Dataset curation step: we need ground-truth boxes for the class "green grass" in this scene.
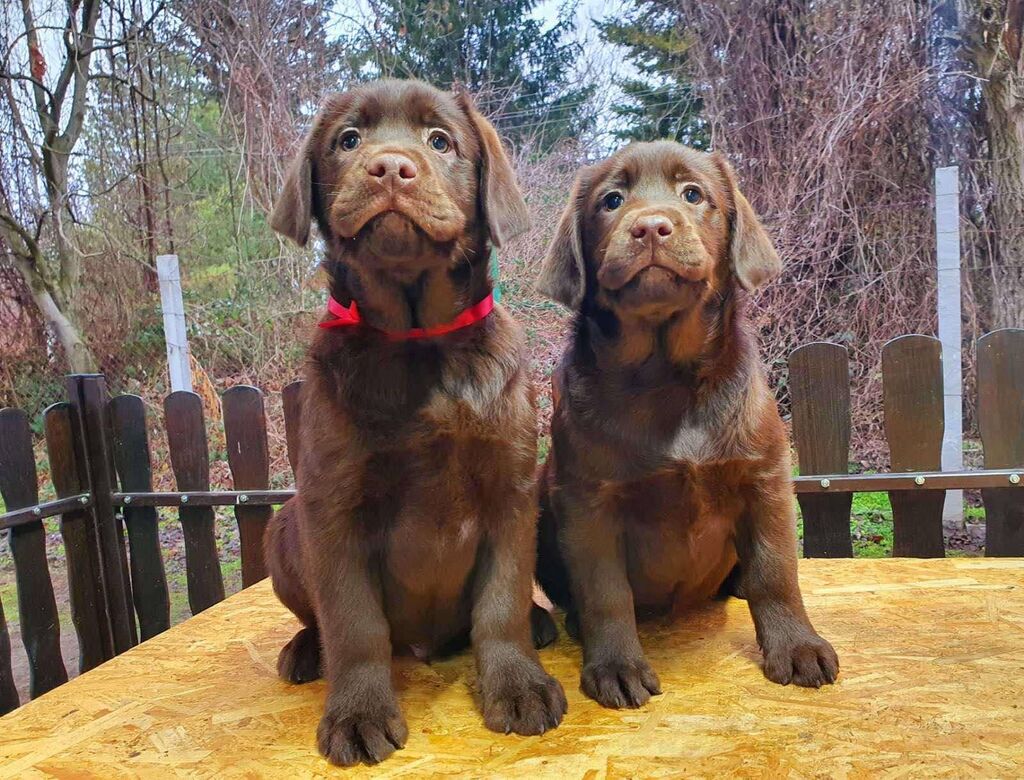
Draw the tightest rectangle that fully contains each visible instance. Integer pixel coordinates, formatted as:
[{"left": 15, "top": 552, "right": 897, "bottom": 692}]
[
  {"left": 849, "top": 492, "right": 894, "bottom": 558},
  {"left": 795, "top": 490, "right": 895, "bottom": 557}
]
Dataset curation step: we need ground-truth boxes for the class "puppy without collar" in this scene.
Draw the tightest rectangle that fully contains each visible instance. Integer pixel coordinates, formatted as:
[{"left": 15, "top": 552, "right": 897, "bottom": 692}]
[{"left": 536, "top": 141, "right": 838, "bottom": 709}]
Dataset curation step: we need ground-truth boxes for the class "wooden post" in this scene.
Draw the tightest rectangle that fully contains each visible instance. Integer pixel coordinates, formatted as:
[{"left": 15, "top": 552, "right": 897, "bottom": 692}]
[
  {"left": 157, "top": 255, "right": 192, "bottom": 393},
  {"left": 282, "top": 380, "right": 303, "bottom": 483},
  {"left": 0, "top": 408, "right": 67, "bottom": 699},
  {"left": 935, "top": 166, "right": 963, "bottom": 527},
  {"left": 109, "top": 395, "right": 171, "bottom": 639},
  {"left": 789, "top": 342, "right": 854, "bottom": 558},
  {"left": 978, "top": 329, "right": 1024, "bottom": 556},
  {"left": 44, "top": 403, "right": 108, "bottom": 673},
  {"left": 164, "top": 391, "right": 226, "bottom": 613},
  {"left": 222, "top": 386, "right": 271, "bottom": 586},
  {"left": 882, "top": 335, "right": 946, "bottom": 557},
  {"left": 66, "top": 375, "right": 137, "bottom": 655}
]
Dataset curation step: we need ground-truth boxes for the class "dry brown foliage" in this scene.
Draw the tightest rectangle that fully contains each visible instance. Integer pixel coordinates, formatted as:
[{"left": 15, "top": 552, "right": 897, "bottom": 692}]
[{"left": 664, "top": 0, "right": 941, "bottom": 464}]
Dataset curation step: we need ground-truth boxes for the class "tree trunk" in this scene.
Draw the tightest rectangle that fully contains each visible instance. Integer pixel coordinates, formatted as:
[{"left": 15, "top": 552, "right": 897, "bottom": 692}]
[
  {"left": 986, "top": 70, "right": 1024, "bottom": 328},
  {"left": 960, "top": 0, "right": 1024, "bottom": 328},
  {"left": 10, "top": 255, "right": 97, "bottom": 373}
]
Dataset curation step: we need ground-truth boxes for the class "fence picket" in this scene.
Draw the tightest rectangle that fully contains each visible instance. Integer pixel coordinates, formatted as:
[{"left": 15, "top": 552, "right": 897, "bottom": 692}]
[
  {"left": 222, "top": 386, "right": 271, "bottom": 586},
  {"left": 110, "top": 395, "right": 171, "bottom": 639},
  {"left": 882, "top": 335, "right": 946, "bottom": 557},
  {"left": 67, "top": 375, "right": 138, "bottom": 653},
  {"left": 164, "top": 392, "right": 226, "bottom": 613},
  {"left": 789, "top": 342, "right": 854, "bottom": 557},
  {"left": 282, "top": 380, "right": 303, "bottom": 482},
  {"left": 44, "top": 403, "right": 108, "bottom": 672},
  {"left": 0, "top": 600, "right": 16, "bottom": 714},
  {"left": 0, "top": 408, "right": 68, "bottom": 698},
  {"left": 978, "top": 329, "right": 1024, "bottom": 556}
]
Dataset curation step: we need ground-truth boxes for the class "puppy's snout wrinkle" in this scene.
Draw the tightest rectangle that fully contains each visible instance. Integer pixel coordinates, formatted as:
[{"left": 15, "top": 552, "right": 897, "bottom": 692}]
[
  {"left": 365, "top": 153, "right": 418, "bottom": 187},
  {"left": 630, "top": 215, "right": 674, "bottom": 243}
]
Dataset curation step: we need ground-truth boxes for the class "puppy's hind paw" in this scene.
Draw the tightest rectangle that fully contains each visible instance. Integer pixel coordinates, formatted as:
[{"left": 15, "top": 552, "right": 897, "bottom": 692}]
[
  {"left": 530, "top": 604, "right": 558, "bottom": 649},
  {"left": 762, "top": 631, "right": 839, "bottom": 688},
  {"left": 277, "top": 626, "right": 321, "bottom": 684}
]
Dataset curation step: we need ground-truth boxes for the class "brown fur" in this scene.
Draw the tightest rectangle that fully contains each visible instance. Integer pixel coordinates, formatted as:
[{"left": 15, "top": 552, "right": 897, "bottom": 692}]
[
  {"left": 265, "top": 80, "right": 565, "bottom": 766},
  {"left": 535, "top": 141, "right": 838, "bottom": 709}
]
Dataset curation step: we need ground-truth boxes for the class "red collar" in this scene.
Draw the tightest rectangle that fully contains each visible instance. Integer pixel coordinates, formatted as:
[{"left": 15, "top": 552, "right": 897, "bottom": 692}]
[{"left": 318, "top": 291, "right": 495, "bottom": 340}]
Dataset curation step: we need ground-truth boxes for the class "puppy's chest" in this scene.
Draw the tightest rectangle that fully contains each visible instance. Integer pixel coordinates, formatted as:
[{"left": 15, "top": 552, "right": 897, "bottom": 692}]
[
  {"left": 603, "top": 465, "right": 746, "bottom": 608},
  {"left": 374, "top": 424, "right": 527, "bottom": 587},
  {"left": 602, "top": 462, "right": 747, "bottom": 527}
]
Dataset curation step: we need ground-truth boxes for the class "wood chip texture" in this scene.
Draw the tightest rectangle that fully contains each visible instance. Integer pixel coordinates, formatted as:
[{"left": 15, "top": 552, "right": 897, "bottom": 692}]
[{"left": 1, "top": 558, "right": 1022, "bottom": 778}]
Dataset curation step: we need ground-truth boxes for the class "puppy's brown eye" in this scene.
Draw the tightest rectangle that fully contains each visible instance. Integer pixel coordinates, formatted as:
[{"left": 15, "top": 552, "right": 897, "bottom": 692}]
[
  {"left": 603, "top": 192, "right": 624, "bottom": 210},
  {"left": 428, "top": 130, "right": 452, "bottom": 153},
  {"left": 337, "top": 129, "right": 360, "bottom": 152},
  {"left": 683, "top": 186, "right": 703, "bottom": 205}
]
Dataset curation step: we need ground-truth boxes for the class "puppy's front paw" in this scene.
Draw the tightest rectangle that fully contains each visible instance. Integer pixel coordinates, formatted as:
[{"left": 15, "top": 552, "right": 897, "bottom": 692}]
[
  {"left": 481, "top": 660, "right": 567, "bottom": 736},
  {"left": 581, "top": 656, "right": 661, "bottom": 709},
  {"left": 317, "top": 697, "right": 408, "bottom": 766},
  {"left": 762, "top": 631, "right": 839, "bottom": 688}
]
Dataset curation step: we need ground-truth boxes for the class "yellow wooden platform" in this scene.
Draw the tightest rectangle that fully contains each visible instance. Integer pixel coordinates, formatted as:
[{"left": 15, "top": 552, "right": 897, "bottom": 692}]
[{"left": 1, "top": 558, "right": 1022, "bottom": 778}]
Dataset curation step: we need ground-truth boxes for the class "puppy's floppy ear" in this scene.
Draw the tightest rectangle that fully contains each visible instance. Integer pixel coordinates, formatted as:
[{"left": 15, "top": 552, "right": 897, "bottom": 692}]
[
  {"left": 271, "top": 136, "right": 314, "bottom": 247},
  {"left": 272, "top": 92, "right": 357, "bottom": 246},
  {"left": 712, "top": 152, "right": 781, "bottom": 291},
  {"left": 458, "top": 93, "right": 529, "bottom": 247},
  {"left": 536, "top": 168, "right": 590, "bottom": 310}
]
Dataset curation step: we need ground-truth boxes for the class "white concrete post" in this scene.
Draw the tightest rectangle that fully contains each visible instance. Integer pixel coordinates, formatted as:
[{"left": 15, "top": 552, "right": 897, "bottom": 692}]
[
  {"left": 935, "top": 167, "right": 962, "bottom": 525},
  {"left": 157, "top": 254, "right": 193, "bottom": 393}
]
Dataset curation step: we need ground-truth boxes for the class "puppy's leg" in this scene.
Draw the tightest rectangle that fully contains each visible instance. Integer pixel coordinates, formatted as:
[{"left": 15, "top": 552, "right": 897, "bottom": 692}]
[
  {"left": 473, "top": 490, "right": 567, "bottom": 736},
  {"left": 265, "top": 500, "right": 321, "bottom": 683},
  {"left": 558, "top": 489, "right": 660, "bottom": 709},
  {"left": 536, "top": 468, "right": 575, "bottom": 612},
  {"left": 304, "top": 513, "right": 407, "bottom": 766},
  {"left": 736, "top": 476, "right": 839, "bottom": 688}
]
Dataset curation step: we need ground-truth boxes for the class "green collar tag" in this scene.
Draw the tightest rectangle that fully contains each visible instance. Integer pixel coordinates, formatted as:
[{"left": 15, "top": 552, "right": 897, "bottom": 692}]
[{"left": 489, "top": 246, "right": 502, "bottom": 304}]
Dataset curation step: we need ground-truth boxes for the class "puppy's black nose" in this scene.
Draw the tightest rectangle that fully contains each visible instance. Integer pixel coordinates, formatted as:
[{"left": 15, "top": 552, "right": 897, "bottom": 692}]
[
  {"left": 365, "top": 153, "right": 418, "bottom": 185},
  {"left": 630, "top": 215, "right": 674, "bottom": 242}
]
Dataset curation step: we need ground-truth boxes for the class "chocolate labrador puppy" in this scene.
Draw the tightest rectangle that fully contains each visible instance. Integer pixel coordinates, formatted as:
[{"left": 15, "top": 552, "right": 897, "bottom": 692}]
[
  {"left": 535, "top": 141, "right": 838, "bottom": 709},
  {"left": 265, "top": 80, "right": 565, "bottom": 766}
]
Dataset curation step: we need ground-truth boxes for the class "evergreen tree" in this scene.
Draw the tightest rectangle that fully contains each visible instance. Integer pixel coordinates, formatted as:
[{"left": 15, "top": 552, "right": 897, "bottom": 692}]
[
  {"left": 353, "top": 0, "right": 593, "bottom": 151},
  {"left": 598, "top": 2, "right": 707, "bottom": 146}
]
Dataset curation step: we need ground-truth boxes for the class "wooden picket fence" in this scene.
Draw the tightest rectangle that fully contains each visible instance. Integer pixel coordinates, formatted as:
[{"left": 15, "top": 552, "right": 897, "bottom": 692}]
[
  {"left": 0, "top": 375, "right": 304, "bottom": 715},
  {"left": 0, "top": 328, "right": 1021, "bottom": 714},
  {"left": 789, "top": 329, "right": 1023, "bottom": 558}
]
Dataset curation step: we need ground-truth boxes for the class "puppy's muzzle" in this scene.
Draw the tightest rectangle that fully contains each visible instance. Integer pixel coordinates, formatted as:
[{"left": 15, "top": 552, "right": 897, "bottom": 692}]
[
  {"left": 601, "top": 211, "right": 707, "bottom": 290},
  {"left": 365, "top": 153, "right": 419, "bottom": 193}
]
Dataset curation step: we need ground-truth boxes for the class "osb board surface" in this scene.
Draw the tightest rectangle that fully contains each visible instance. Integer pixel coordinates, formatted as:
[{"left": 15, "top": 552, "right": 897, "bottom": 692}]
[{"left": 2, "top": 559, "right": 1023, "bottom": 779}]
